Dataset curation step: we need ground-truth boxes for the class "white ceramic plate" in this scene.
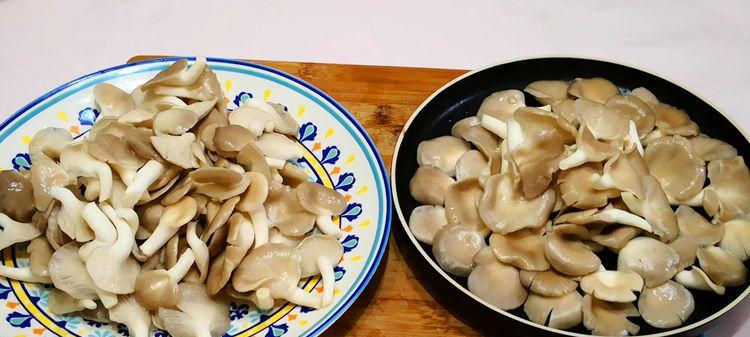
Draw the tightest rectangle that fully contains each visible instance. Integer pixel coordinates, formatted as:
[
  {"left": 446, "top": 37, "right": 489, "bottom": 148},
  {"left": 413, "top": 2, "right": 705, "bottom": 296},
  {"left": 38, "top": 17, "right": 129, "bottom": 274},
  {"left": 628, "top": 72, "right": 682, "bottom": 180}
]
[{"left": 0, "top": 57, "right": 391, "bottom": 337}]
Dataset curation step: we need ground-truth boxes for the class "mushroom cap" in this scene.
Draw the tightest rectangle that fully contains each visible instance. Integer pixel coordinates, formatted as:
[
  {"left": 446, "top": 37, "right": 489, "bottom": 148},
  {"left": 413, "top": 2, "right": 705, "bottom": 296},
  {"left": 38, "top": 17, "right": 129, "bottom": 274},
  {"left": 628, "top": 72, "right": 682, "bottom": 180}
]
[
  {"left": 296, "top": 181, "right": 347, "bottom": 215},
  {"left": 296, "top": 235, "right": 343, "bottom": 277},
  {"left": 544, "top": 224, "right": 601, "bottom": 276},
  {"left": 432, "top": 225, "right": 486, "bottom": 277},
  {"left": 653, "top": 103, "right": 699, "bottom": 136},
  {"left": 697, "top": 246, "right": 748, "bottom": 287},
  {"left": 278, "top": 162, "right": 309, "bottom": 187},
  {"left": 458, "top": 125, "right": 500, "bottom": 159},
  {"left": 558, "top": 126, "right": 618, "bottom": 171},
  {"left": 524, "top": 291, "right": 583, "bottom": 330},
  {"left": 719, "top": 215, "right": 750, "bottom": 261},
  {"left": 675, "top": 205, "right": 724, "bottom": 245},
  {"left": 476, "top": 90, "right": 525, "bottom": 121},
  {"left": 467, "top": 252, "right": 527, "bottom": 310},
  {"left": 29, "top": 127, "right": 73, "bottom": 160},
  {"left": 232, "top": 243, "right": 302, "bottom": 293},
  {"left": 674, "top": 266, "right": 726, "bottom": 295},
  {"left": 151, "top": 133, "right": 199, "bottom": 169},
  {"left": 489, "top": 229, "right": 549, "bottom": 271},
  {"left": 553, "top": 207, "right": 653, "bottom": 234},
  {"left": 455, "top": 150, "right": 487, "bottom": 181},
  {"left": 582, "top": 294, "right": 641, "bottom": 336},
  {"left": 266, "top": 183, "right": 316, "bottom": 236},
  {"left": 645, "top": 135, "right": 706, "bottom": 202},
  {"left": 605, "top": 95, "right": 655, "bottom": 137},
  {"left": 158, "top": 282, "right": 230, "bottom": 337},
  {"left": 134, "top": 269, "right": 179, "bottom": 310},
  {"left": 416, "top": 136, "right": 470, "bottom": 176},
  {"left": 524, "top": 80, "right": 570, "bottom": 106},
  {"left": 519, "top": 270, "right": 578, "bottom": 297},
  {"left": 630, "top": 87, "right": 659, "bottom": 109},
  {"left": 618, "top": 236, "right": 680, "bottom": 287},
  {"left": 479, "top": 174, "right": 555, "bottom": 234},
  {"left": 153, "top": 108, "right": 200, "bottom": 135},
  {"left": 689, "top": 134, "right": 738, "bottom": 162},
  {"left": 703, "top": 156, "right": 750, "bottom": 222},
  {"left": 558, "top": 163, "right": 619, "bottom": 209},
  {"left": 580, "top": 270, "right": 644, "bottom": 302},
  {"left": 236, "top": 172, "right": 269, "bottom": 213},
  {"left": 450, "top": 117, "right": 481, "bottom": 138},
  {"left": 571, "top": 98, "right": 629, "bottom": 141},
  {"left": 30, "top": 155, "right": 75, "bottom": 211},
  {"left": 621, "top": 174, "right": 679, "bottom": 243},
  {"left": 444, "top": 177, "right": 485, "bottom": 231},
  {"left": 48, "top": 242, "right": 98, "bottom": 300},
  {"left": 27, "top": 237, "right": 53, "bottom": 278},
  {"left": 94, "top": 83, "right": 135, "bottom": 118},
  {"left": 589, "top": 224, "right": 641, "bottom": 252},
  {"left": 669, "top": 236, "right": 700, "bottom": 271},
  {"left": 409, "top": 166, "right": 455, "bottom": 206},
  {"left": 255, "top": 132, "right": 303, "bottom": 161},
  {"left": 568, "top": 78, "right": 619, "bottom": 104},
  {"left": 408, "top": 205, "right": 448, "bottom": 245},
  {"left": 196, "top": 108, "right": 229, "bottom": 152},
  {"left": 552, "top": 99, "right": 577, "bottom": 126},
  {"left": 638, "top": 281, "right": 695, "bottom": 329},
  {"left": 236, "top": 142, "right": 272, "bottom": 178},
  {"left": 0, "top": 170, "right": 36, "bottom": 222},
  {"left": 86, "top": 133, "right": 147, "bottom": 170}
]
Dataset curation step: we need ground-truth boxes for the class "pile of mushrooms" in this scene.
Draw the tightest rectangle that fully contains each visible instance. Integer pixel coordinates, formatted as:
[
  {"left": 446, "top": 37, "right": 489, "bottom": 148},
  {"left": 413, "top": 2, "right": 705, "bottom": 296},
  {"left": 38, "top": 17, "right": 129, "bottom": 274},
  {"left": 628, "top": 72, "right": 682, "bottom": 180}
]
[
  {"left": 408, "top": 77, "right": 750, "bottom": 335},
  {"left": 0, "top": 57, "right": 347, "bottom": 337}
]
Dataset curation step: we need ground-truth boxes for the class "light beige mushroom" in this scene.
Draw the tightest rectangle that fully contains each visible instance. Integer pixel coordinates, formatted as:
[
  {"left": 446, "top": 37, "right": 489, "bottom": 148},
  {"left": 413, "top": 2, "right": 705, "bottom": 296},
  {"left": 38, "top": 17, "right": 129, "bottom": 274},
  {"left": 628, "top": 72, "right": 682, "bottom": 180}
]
[
  {"left": 416, "top": 136, "right": 471, "bottom": 176},
  {"left": 519, "top": 269, "right": 578, "bottom": 297},
  {"left": 524, "top": 291, "right": 583, "bottom": 330},
  {"left": 109, "top": 295, "right": 152, "bottom": 337},
  {"left": 630, "top": 87, "right": 659, "bottom": 109},
  {"left": 153, "top": 64, "right": 224, "bottom": 102},
  {"left": 85, "top": 204, "right": 140, "bottom": 294},
  {"left": 524, "top": 80, "right": 570, "bottom": 106},
  {"left": 455, "top": 150, "right": 487, "bottom": 181},
  {"left": 590, "top": 148, "right": 648, "bottom": 198},
  {"left": 59, "top": 145, "right": 114, "bottom": 202},
  {"left": 86, "top": 133, "right": 147, "bottom": 186},
  {"left": 638, "top": 281, "right": 695, "bottom": 329},
  {"left": 151, "top": 133, "right": 199, "bottom": 169},
  {"left": 669, "top": 236, "right": 700, "bottom": 271},
  {"left": 408, "top": 205, "right": 448, "bottom": 245},
  {"left": 719, "top": 215, "right": 750, "bottom": 261},
  {"left": 558, "top": 163, "right": 620, "bottom": 209},
  {"left": 0, "top": 170, "right": 36, "bottom": 222},
  {"left": 552, "top": 99, "right": 577, "bottom": 126},
  {"left": 28, "top": 127, "right": 73, "bottom": 160},
  {"left": 255, "top": 132, "right": 303, "bottom": 164},
  {"left": 476, "top": 89, "right": 526, "bottom": 123},
  {"left": 432, "top": 225, "right": 486, "bottom": 277},
  {"left": 689, "top": 134, "right": 738, "bottom": 162},
  {"left": 489, "top": 229, "right": 549, "bottom": 271},
  {"left": 558, "top": 126, "right": 618, "bottom": 170},
  {"left": 457, "top": 125, "right": 500, "bottom": 159},
  {"left": 409, "top": 166, "right": 455, "bottom": 206},
  {"left": 645, "top": 135, "right": 706, "bottom": 202},
  {"left": 467, "top": 247, "right": 527, "bottom": 310},
  {"left": 139, "top": 196, "right": 197, "bottom": 257},
  {"left": 296, "top": 181, "right": 347, "bottom": 237},
  {"left": 605, "top": 95, "right": 655, "bottom": 137},
  {"left": 450, "top": 117, "right": 480, "bottom": 138},
  {"left": 544, "top": 224, "right": 601, "bottom": 276},
  {"left": 444, "top": 177, "right": 486, "bottom": 231},
  {"left": 674, "top": 266, "right": 726, "bottom": 295},
  {"left": 206, "top": 213, "right": 254, "bottom": 295},
  {"left": 697, "top": 246, "right": 748, "bottom": 287},
  {"left": 568, "top": 78, "right": 619, "bottom": 104},
  {"left": 571, "top": 98, "right": 629, "bottom": 142},
  {"left": 479, "top": 174, "right": 555, "bottom": 234},
  {"left": 703, "top": 156, "right": 750, "bottom": 222},
  {"left": 580, "top": 270, "right": 644, "bottom": 302},
  {"left": 508, "top": 126, "right": 565, "bottom": 198},
  {"left": 296, "top": 235, "right": 343, "bottom": 306},
  {"left": 653, "top": 103, "right": 699, "bottom": 136},
  {"left": 618, "top": 237, "right": 680, "bottom": 287},
  {"left": 157, "top": 282, "right": 230, "bottom": 337},
  {"left": 552, "top": 207, "right": 653, "bottom": 233},
  {"left": 675, "top": 205, "right": 724, "bottom": 245},
  {"left": 620, "top": 175, "right": 679, "bottom": 243},
  {"left": 278, "top": 162, "right": 309, "bottom": 187},
  {"left": 94, "top": 83, "right": 135, "bottom": 118},
  {"left": 152, "top": 108, "right": 200, "bottom": 136},
  {"left": 582, "top": 294, "right": 640, "bottom": 336}
]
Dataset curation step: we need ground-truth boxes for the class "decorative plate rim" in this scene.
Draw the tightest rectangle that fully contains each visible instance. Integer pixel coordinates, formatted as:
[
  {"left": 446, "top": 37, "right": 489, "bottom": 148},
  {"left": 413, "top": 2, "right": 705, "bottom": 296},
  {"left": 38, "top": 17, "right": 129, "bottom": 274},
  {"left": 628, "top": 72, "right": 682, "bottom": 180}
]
[
  {"left": 390, "top": 56, "right": 750, "bottom": 337},
  {"left": 3, "top": 56, "right": 392, "bottom": 337}
]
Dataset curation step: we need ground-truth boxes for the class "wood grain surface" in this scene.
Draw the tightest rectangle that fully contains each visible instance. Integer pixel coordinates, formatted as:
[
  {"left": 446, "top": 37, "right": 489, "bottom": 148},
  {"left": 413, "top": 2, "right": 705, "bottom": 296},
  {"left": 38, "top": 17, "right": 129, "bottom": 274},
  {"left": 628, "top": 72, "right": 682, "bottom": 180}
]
[{"left": 128, "top": 56, "right": 478, "bottom": 336}]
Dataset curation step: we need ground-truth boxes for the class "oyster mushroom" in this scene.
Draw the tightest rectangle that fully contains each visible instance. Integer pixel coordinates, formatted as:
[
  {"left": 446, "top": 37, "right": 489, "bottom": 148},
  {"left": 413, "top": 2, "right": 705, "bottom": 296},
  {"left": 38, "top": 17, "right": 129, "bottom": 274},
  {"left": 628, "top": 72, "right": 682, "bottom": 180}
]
[
  {"left": 133, "top": 257, "right": 195, "bottom": 311},
  {"left": 558, "top": 126, "right": 618, "bottom": 170},
  {"left": 544, "top": 224, "right": 601, "bottom": 276},
  {"left": 296, "top": 181, "right": 346, "bottom": 238},
  {"left": 620, "top": 175, "right": 679, "bottom": 243},
  {"left": 123, "top": 127, "right": 163, "bottom": 161},
  {"left": 605, "top": 95, "right": 655, "bottom": 137},
  {"left": 60, "top": 145, "right": 113, "bottom": 202},
  {"left": 206, "top": 213, "right": 254, "bottom": 295},
  {"left": 94, "top": 83, "right": 135, "bottom": 118},
  {"left": 582, "top": 294, "right": 641, "bottom": 336},
  {"left": 456, "top": 125, "right": 499, "bottom": 158},
  {"left": 703, "top": 156, "right": 750, "bottom": 222},
  {"left": 0, "top": 212, "right": 43, "bottom": 250},
  {"left": 450, "top": 117, "right": 480, "bottom": 138},
  {"left": 296, "top": 235, "right": 343, "bottom": 306},
  {"left": 255, "top": 132, "right": 304, "bottom": 163},
  {"left": 151, "top": 133, "right": 199, "bottom": 169},
  {"left": 408, "top": 205, "right": 448, "bottom": 245},
  {"left": 476, "top": 90, "right": 526, "bottom": 138},
  {"left": 675, "top": 205, "right": 724, "bottom": 245},
  {"left": 0, "top": 170, "right": 36, "bottom": 222},
  {"left": 558, "top": 163, "right": 620, "bottom": 209},
  {"left": 27, "top": 237, "right": 53, "bottom": 278},
  {"left": 142, "top": 57, "right": 206, "bottom": 88},
  {"left": 139, "top": 196, "right": 197, "bottom": 257},
  {"left": 157, "top": 282, "right": 230, "bottom": 337},
  {"left": 86, "top": 133, "right": 147, "bottom": 185},
  {"left": 236, "top": 142, "right": 272, "bottom": 178},
  {"left": 48, "top": 289, "right": 96, "bottom": 314},
  {"left": 568, "top": 78, "right": 619, "bottom": 104},
  {"left": 444, "top": 177, "right": 485, "bottom": 231},
  {"left": 524, "top": 80, "right": 570, "bottom": 106},
  {"left": 519, "top": 270, "right": 578, "bottom": 297},
  {"left": 580, "top": 270, "right": 644, "bottom": 302},
  {"left": 696, "top": 246, "right": 747, "bottom": 287},
  {"left": 571, "top": 98, "right": 629, "bottom": 141},
  {"left": 123, "top": 160, "right": 167, "bottom": 208},
  {"left": 489, "top": 229, "right": 549, "bottom": 271},
  {"left": 689, "top": 134, "right": 737, "bottom": 162},
  {"left": 212, "top": 124, "right": 256, "bottom": 156},
  {"left": 416, "top": 136, "right": 470, "bottom": 176},
  {"left": 152, "top": 108, "right": 200, "bottom": 136},
  {"left": 186, "top": 222, "right": 209, "bottom": 282},
  {"left": 278, "top": 163, "right": 309, "bottom": 187},
  {"left": 28, "top": 127, "right": 73, "bottom": 160},
  {"left": 524, "top": 291, "right": 583, "bottom": 330},
  {"left": 479, "top": 174, "right": 555, "bottom": 234},
  {"left": 719, "top": 215, "right": 750, "bottom": 261},
  {"left": 552, "top": 207, "right": 653, "bottom": 233},
  {"left": 48, "top": 242, "right": 99, "bottom": 302},
  {"left": 48, "top": 186, "right": 94, "bottom": 242},
  {"left": 674, "top": 266, "right": 726, "bottom": 295},
  {"left": 455, "top": 150, "right": 487, "bottom": 181},
  {"left": 153, "top": 64, "right": 224, "bottom": 102},
  {"left": 552, "top": 99, "right": 577, "bottom": 126},
  {"left": 467, "top": 247, "right": 527, "bottom": 310},
  {"left": 630, "top": 87, "right": 659, "bottom": 109},
  {"left": 669, "top": 236, "right": 700, "bottom": 271},
  {"left": 618, "top": 237, "right": 680, "bottom": 287},
  {"left": 432, "top": 225, "right": 486, "bottom": 277},
  {"left": 653, "top": 103, "right": 699, "bottom": 136},
  {"left": 409, "top": 166, "right": 455, "bottom": 206},
  {"left": 78, "top": 202, "right": 117, "bottom": 259},
  {"left": 85, "top": 204, "right": 140, "bottom": 294},
  {"left": 644, "top": 135, "right": 705, "bottom": 202},
  {"left": 109, "top": 295, "right": 152, "bottom": 337},
  {"left": 590, "top": 148, "right": 648, "bottom": 198},
  {"left": 638, "top": 280, "right": 694, "bottom": 329}
]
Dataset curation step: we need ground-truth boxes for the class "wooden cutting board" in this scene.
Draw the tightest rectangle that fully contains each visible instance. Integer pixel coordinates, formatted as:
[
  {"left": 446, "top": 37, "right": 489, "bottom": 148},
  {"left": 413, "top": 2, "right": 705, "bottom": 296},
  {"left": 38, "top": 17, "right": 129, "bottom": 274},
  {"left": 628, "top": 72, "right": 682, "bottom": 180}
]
[{"left": 128, "top": 56, "right": 478, "bottom": 336}]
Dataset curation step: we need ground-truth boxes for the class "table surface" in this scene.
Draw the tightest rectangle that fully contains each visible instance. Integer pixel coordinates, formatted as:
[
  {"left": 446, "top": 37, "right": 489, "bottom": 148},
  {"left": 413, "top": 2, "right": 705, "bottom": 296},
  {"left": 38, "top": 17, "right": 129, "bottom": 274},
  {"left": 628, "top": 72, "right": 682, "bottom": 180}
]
[{"left": 3, "top": 1, "right": 750, "bottom": 335}]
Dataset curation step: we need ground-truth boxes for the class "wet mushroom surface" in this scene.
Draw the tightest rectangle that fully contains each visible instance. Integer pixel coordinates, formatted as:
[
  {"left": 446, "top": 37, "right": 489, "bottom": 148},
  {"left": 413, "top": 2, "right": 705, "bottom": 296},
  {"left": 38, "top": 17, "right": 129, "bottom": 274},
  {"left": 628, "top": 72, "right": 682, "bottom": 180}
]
[
  {"left": 404, "top": 75, "right": 750, "bottom": 335},
  {"left": 0, "top": 57, "right": 351, "bottom": 337}
]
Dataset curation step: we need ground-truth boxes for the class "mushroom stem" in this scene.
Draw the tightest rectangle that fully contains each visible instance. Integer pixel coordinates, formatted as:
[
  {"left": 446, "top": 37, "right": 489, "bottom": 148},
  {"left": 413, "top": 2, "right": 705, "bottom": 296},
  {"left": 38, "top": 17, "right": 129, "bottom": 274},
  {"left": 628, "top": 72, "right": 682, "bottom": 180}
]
[
  {"left": 167, "top": 249, "right": 195, "bottom": 282},
  {"left": 559, "top": 149, "right": 588, "bottom": 170},
  {"left": 595, "top": 209, "right": 653, "bottom": 233},
  {"left": 139, "top": 224, "right": 178, "bottom": 257},
  {"left": 0, "top": 213, "right": 42, "bottom": 250},
  {"left": 315, "top": 215, "right": 342, "bottom": 238},
  {"left": 480, "top": 115, "right": 508, "bottom": 139},
  {"left": 124, "top": 160, "right": 166, "bottom": 208},
  {"left": 0, "top": 265, "right": 51, "bottom": 283},
  {"left": 80, "top": 299, "right": 97, "bottom": 310},
  {"left": 186, "top": 222, "right": 209, "bottom": 282},
  {"left": 506, "top": 119, "right": 525, "bottom": 152},
  {"left": 265, "top": 157, "right": 286, "bottom": 169},
  {"left": 97, "top": 287, "right": 119, "bottom": 308},
  {"left": 252, "top": 287, "right": 274, "bottom": 310},
  {"left": 626, "top": 121, "right": 644, "bottom": 156},
  {"left": 317, "top": 256, "right": 335, "bottom": 307},
  {"left": 249, "top": 208, "right": 269, "bottom": 248},
  {"left": 81, "top": 202, "right": 117, "bottom": 244},
  {"left": 284, "top": 287, "right": 322, "bottom": 309}
]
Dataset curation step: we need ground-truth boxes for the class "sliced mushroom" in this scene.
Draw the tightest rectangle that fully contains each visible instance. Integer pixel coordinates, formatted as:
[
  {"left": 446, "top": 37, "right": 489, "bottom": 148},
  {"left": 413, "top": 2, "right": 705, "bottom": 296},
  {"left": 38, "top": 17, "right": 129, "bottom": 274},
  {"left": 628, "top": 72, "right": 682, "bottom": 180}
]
[
  {"left": 558, "top": 163, "right": 619, "bottom": 209},
  {"left": 580, "top": 270, "right": 644, "bottom": 302},
  {"left": 444, "top": 178, "right": 486, "bottom": 231},
  {"left": 674, "top": 266, "right": 726, "bottom": 295},
  {"left": 696, "top": 246, "right": 747, "bottom": 287},
  {"left": 409, "top": 166, "right": 455, "bottom": 206},
  {"left": 479, "top": 174, "right": 555, "bottom": 234},
  {"left": 582, "top": 294, "right": 640, "bottom": 336},
  {"left": 416, "top": 136, "right": 470, "bottom": 176},
  {"left": 0, "top": 170, "right": 36, "bottom": 222},
  {"left": 524, "top": 80, "right": 570, "bottom": 106},
  {"left": 703, "top": 156, "right": 750, "bottom": 222},
  {"left": 618, "top": 237, "right": 679, "bottom": 287},
  {"left": 408, "top": 205, "right": 448, "bottom": 245},
  {"left": 605, "top": 95, "right": 655, "bottom": 137},
  {"left": 653, "top": 103, "right": 699, "bottom": 136},
  {"left": 620, "top": 175, "right": 678, "bottom": 243},
  {"left": 467, "top": 247, "right": 527, "bottom": 310},
  {"left": 255, "top": 132, "right": 303, "bottom": 163},
  {"left": 645, "top": 135, "right": 705, "bottom": 202},
  {"left": 524, "top": 291, "right": 583, "bottom": 330},
  {"left": 638, "top": 281, "right": 694, "bottom": 329},
  {"left": 719, "top": 215, "right": 750, "bottom": 261},
  {"left": 519, "top": 270, "right": 578, "bottom": 297},
  {"left": 568, "top": 78, "right": 619, "bottom": 104},
  {"left": 544, "top": 224, "right": 601, "bottom": 276},
  {"left": 489, "top": 229, "right": 549, "bottom": 271},
  {"left": 296, "top": 235, "right": 343, "bottom": 306},
  {"left": 432, "top": 225, "right": 486, "bottom": 277}
]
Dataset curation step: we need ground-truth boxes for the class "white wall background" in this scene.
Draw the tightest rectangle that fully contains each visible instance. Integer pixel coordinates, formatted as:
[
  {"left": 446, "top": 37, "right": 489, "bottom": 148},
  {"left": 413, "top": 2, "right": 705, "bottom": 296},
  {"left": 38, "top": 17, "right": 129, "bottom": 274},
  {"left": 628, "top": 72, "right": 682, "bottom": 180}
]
[{"left": 1, "top": 0, "right": 749, "bottom": 335}]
